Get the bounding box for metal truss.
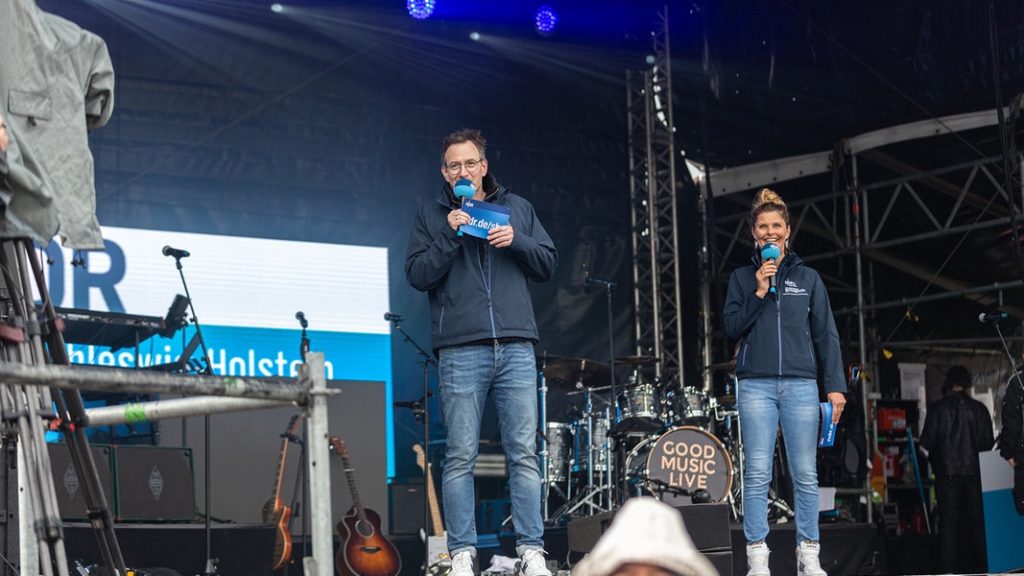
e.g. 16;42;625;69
628;7;685;382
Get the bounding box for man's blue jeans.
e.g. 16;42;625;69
737;376;820;544
439;341;543;556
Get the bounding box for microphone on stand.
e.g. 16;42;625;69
384;312;403;322
979;311;1009;323
760;243;781;295
453;178;475;237
162;245;190;259
295;311;308;329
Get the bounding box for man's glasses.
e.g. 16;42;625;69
444;159;483;173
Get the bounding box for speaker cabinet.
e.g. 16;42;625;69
114;446;195;522
567;502;731;553
388;478;426;535
48;443;115;521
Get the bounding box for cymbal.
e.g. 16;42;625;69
702;359;736;372
543;357;610;389
614;355;658;366
535;351;564;366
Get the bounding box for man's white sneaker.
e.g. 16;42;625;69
518;548;552;576
450;551;475;576
746;541;771;576
796;541;827;576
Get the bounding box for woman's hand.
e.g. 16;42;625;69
827;392;846;424
755;259;778;299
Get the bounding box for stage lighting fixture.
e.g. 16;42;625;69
469;31;481;41
535;5;557;36
270;3;283;13
407;0;436;20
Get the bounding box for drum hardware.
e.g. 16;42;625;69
540;353;617;522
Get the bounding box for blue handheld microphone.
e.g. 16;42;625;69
453;178;475;236
760;242;781;294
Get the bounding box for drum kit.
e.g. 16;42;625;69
539;354;748;521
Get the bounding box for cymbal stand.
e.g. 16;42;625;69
584;273;620;505
714;402;743;519
538;354;551;520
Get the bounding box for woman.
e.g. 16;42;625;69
723;188;846;576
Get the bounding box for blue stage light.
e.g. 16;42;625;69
535;5;558;35
270;3;284;13
407;0;436;20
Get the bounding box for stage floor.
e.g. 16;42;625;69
390;521;888;576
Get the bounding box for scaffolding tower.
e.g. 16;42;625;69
628;7;685;383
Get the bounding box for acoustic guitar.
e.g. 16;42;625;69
261;414;302;571
413;443;450;576
331;437;401;576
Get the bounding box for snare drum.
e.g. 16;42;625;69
625;426;733;506
545;422;572;483
618;384;663;433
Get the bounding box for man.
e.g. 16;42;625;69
919;365;994;574
998;372;1024;515
572;497;717;576
405;129;557;576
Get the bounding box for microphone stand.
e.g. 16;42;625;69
168;253;218;576
295;313;311;570
585;273;619;506
298;315;310;361
386;314;437;569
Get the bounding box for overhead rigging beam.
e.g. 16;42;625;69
710;98;1024;197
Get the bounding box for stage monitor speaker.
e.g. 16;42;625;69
48;443;115;521
567;502;731;553
388;478;425;535
114;445;195;522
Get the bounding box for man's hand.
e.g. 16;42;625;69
0;113;8;153
827;391;846;424
488;224;514;248
447;209;469;232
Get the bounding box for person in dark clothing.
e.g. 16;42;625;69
919;365;995;574
998;370;1024;515
405;129;557;576
723;188;847;576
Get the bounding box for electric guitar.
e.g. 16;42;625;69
331;437;402;576
413;443;450;576
261;414;302;571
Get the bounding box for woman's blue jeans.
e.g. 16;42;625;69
738;376;820;544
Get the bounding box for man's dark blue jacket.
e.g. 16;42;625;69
405;174;557;351
723;250;846;394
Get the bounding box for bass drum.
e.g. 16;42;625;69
625;426;733;507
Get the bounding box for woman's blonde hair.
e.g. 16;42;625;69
750;187;790;226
